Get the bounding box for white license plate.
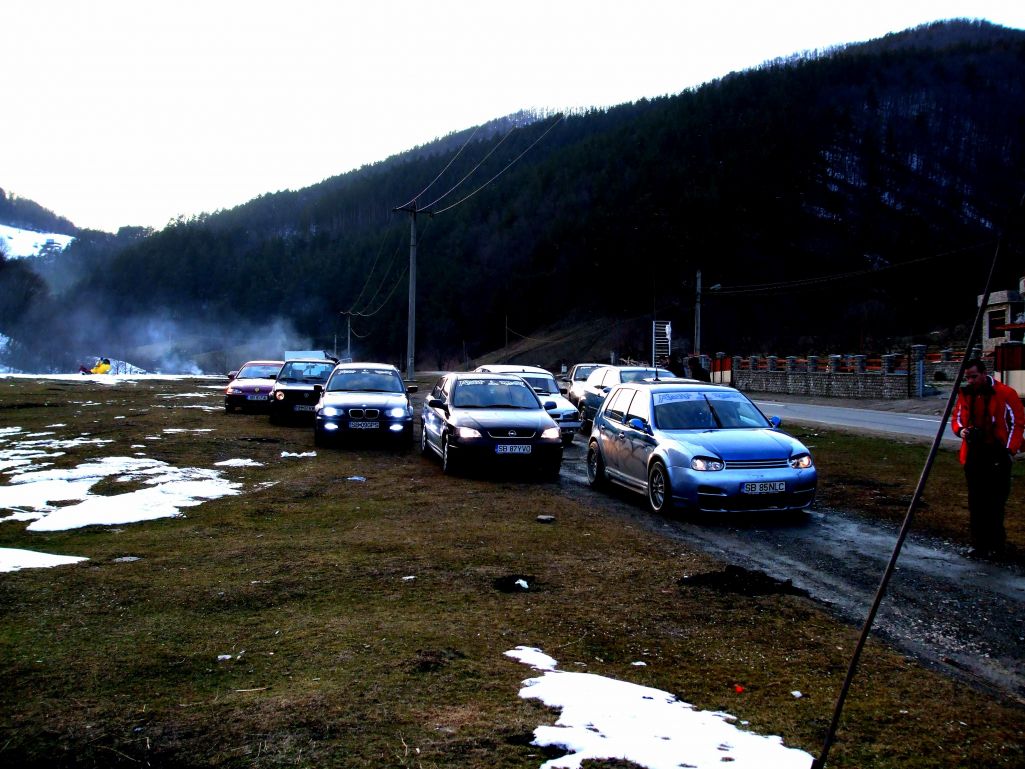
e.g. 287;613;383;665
743;481;786;494
350;421;379;429
496;444;531;455
293;404;315;412
246;395;268;401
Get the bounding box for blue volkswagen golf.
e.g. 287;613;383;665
586;381;816;514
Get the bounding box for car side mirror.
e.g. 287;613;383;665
559;384;568;394
601;386;612;394
427;397;446;409
406;384;419;393
769;415;782;429
228;370;238;380
543;400;558;411
313;384;324;394
626;417;647;432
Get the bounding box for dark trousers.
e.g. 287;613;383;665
964;445;1012;552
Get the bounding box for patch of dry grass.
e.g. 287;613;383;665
0;376;1022;768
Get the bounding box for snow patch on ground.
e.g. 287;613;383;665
0;547;87;572
505;646;813;769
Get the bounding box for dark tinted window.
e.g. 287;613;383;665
519;374;559;394
604;388;635;423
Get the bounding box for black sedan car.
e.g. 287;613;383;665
313;363;417;447
268;359;336;424
224;359;283;413
420;372;563;477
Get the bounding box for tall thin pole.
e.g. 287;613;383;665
406;209;417;381
694;269;702;355
347;314;352;361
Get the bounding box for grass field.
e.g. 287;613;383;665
1;375;1023;768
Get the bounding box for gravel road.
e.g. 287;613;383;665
559;438;1025;703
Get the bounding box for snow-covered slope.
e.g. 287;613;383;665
0;223;75;259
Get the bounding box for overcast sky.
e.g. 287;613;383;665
4;0;1025;233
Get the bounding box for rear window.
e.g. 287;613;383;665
621;368;673;383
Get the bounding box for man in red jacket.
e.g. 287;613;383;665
951;359;1024;557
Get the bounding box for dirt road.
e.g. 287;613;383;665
559;439;1025;703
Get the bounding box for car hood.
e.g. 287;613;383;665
538;393;576;412
661;428;803;459
321;392;408;408
452;408;556;430
231;377;275;392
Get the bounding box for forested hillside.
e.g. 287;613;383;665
3;19;1024;373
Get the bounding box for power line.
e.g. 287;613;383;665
345;227;400;314
713;240;995;296
431;115;565;215
420;125;516;211
396;124;483;211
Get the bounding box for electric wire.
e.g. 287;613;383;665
420;125;517;211
430;115;565;215
344;226;398;314
396;124;483;211
713;240;994;296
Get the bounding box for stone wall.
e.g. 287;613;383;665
731;346;978;399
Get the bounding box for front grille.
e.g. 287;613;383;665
725;458;789;470
349;408;380;419
486;428;536;439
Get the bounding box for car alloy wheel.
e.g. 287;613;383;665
586;442;607;489
419;424;430;456
442;435;459;475
647;460;668;513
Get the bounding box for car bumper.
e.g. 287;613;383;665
667;466;817;513
448;439;563;469
316;415;413;441
226;393;271;411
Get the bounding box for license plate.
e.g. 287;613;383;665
293;404;315;412
743;481;786;494
246;395;268;401
496;444;531;455
350;421;379;429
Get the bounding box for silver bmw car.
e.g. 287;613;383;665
586;381;817;514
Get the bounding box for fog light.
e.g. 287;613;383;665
389;424;404;432
324;423;339;431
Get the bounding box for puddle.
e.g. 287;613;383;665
678;564;809;597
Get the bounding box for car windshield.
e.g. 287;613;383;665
520;374;559;395
653;391;769;430
237;364;281;379
452;379;540;409
277;362;334;382
622;368;674;383
327;369;404;393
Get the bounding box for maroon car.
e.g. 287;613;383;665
224;360;284;413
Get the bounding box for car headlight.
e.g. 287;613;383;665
541;426;561;440
789;453;814;469
274;391;285;401
388;406;408;418
321;406;340;417
691;456;724;471
226;387;241;395
456;427;482;439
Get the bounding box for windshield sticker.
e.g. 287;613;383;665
458;379;526;388
653;392;705;405
707;391;747;402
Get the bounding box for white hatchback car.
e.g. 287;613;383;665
473;364;582;446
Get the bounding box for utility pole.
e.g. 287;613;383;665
694;269;702;356
393;202;420;381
